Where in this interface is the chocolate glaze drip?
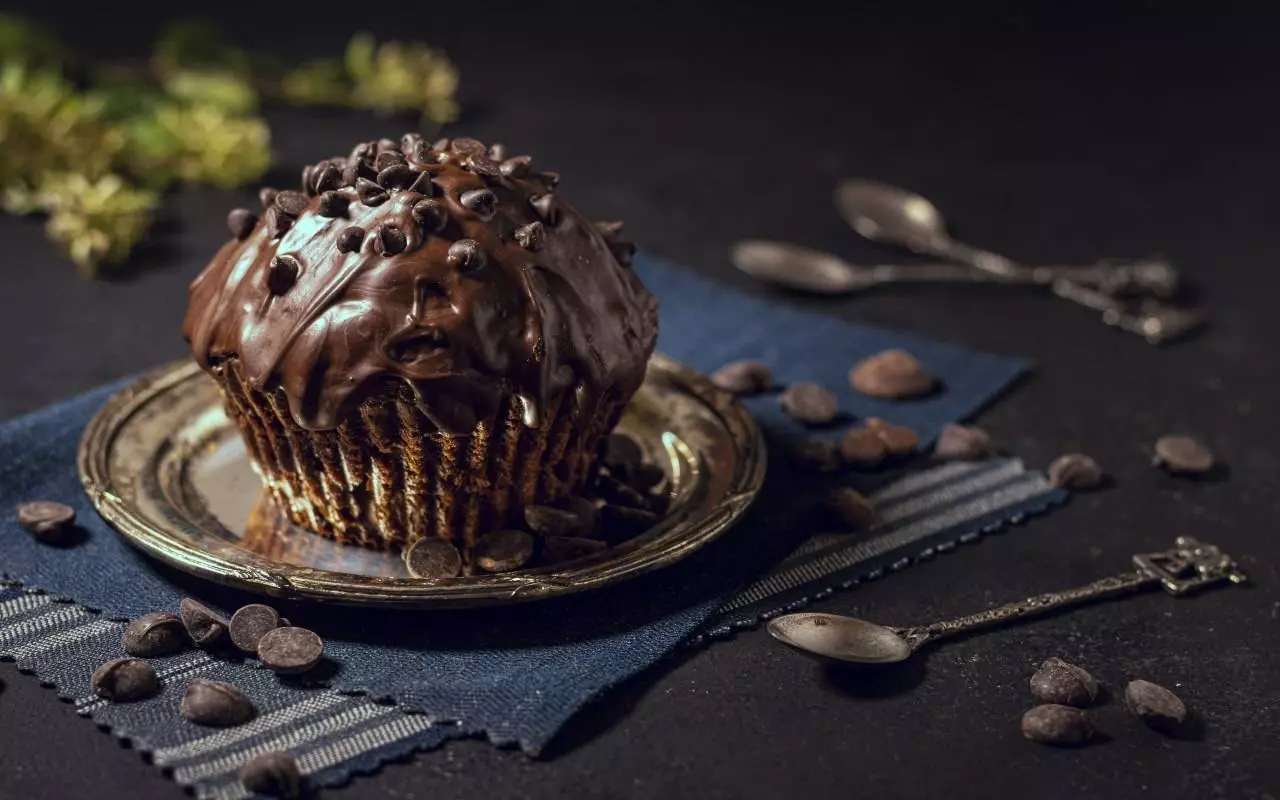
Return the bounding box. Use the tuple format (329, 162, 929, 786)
(184, 136, 657, 434)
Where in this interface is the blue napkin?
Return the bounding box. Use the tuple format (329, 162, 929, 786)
(0, 253, 1032, 777)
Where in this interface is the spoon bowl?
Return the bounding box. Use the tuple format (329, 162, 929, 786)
(730, 240, 870, 294)
(834, 180, 948, 250)
(767, 612, 913, 664)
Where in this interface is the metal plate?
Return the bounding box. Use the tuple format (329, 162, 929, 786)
(77, 355, 765, 607)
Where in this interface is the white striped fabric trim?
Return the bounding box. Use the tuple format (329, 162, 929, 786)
(873, 459, 1025, 526)
(6, 617, 115, 660)
(0, 603, 92, 648)
(154, 691, 355, 764)
(0, 592, 54, 621)
(868, 459, 987, 505)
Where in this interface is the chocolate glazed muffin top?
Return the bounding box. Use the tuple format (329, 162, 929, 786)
(183, 135, 658, 434)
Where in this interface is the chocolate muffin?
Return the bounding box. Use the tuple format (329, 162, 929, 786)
(184, 135, 658, 570)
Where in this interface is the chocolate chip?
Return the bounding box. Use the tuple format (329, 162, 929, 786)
(487, 142, 507, 161)
(265, 206, 294, 238)
(593, 220, 624, 239)
(408, 170, 436, 195)
(1030, 657, 1099, 707)
(15, 501, 76, 544)
(524, 504, 587, 537)
(374, 150, 407, 171)
(377, 164, 417, 190)
(300, 164, 315, 196)
(934, 423, 993, 461)
(267, 254, 301, 295)
(179, 597, 229, 649)
(375, 137, 398, 153)
(566, 495, 600, 537)
(229, 604, 280, 654)
(91, 658, 160, 702)
(840, 427, 888, 467)
(630, 463, 666, 491)
(336, 226, 365, 254)
(865, 417, 919, 455)
(459, 188, 497, 219)
(539, 170, 561, 187)
(432, 137, 451, 152)
(404, 537, 463, 579)
(401, 132, 424, 153)
(602, 434, 643, 478)
(123, 612, 188, 656)
(341, 161, 364, 187)
(1021, 704, 1094, 746)
(797, 438, 843, 472)
(1048, 453, 1104, 490)
(476, 529, 535, 573)
(450, 137, 485, 156)
(1124, 679, 1187, 732)
(312, 163, 341, 194)
(824, 487, 875, 531)
(356, 178, 389, 206)
(529, 193, 559, 225)
(543, 536, 608, 565)
(257, 627, 324, 674)
(1152, 435, 1215, 475)
(240, 752, 304, 799)
(274, 190, 309, 217)
(467, 157, 502, 177)
(447, 239, 485, 272)
(609, 240, 636, 267)
(849, 349, 936, 399)
(598, 504, 657, 544)
(514, 221, 545, 251)
(411, 198, 448, 232)
(596, 472, 652, 511)
(349, 141, 375, 163)
(316, 191, 349, 218)
(779, 382, 839, 426)
(226, 208, 259, 240)
(259, 187, 278, 209)
(181, 679, 256, 727)
(499, 155, 532, 178)
(374, 224, 407, 256)
(710, 360, 772, 395)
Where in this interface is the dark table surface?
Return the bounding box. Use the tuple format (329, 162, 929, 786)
(3, 4, 1279, 798)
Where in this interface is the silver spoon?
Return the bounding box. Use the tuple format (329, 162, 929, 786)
(768, 536, 1245, 665)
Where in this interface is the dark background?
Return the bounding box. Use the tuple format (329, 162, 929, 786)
(3, 3, 1279, 798)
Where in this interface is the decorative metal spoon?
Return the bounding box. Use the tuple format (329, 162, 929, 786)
(768, 536, 1245, 665)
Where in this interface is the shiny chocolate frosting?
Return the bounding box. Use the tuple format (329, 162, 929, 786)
(184, 135, 658, 433)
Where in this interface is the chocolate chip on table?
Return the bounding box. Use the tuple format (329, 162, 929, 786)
(404, 537, 464, 579)
(839, 427, 888, 467)
(179, 598, 229, 649)
(797, 438, 842, 472)
(824, 487, 876, 531)
(1124, 679, 1187, 732)
(229, 604, 281, 654)
(1152, 435, 1215, 476)
(475, 529, 535, 573)
(865, 417, 919, 455)
(525, 504, 588, 538)
(849, 349, 936, 400)
(934, 423, 993, 461)
(599, 504, 658, 544)
(257, 627, 324, 674)
(779, 382, 839, 426)
(91, 658, 160, 702)
(15, 500, 76, 544)
(710, 360, 773, 396)
(226, 208, 258, 240)
(1047, 453, 1104, 490)
(542, 536, 608, 565)
(1030, 657, 1099, 708)
(601, 433, 643, 479)
(181, 679, 256, 727)
(1021, 704, 1094, 746)
(123, 612, 188, 657)
(240, 752, 304, 799)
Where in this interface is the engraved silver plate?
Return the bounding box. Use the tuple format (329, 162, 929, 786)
(77, 355, 765, 607)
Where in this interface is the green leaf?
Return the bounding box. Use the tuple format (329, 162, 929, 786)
(87, 81, 168, 121)
(279, 58, 350, 106)
(344, 32, 376, 80)
(0, 14, 66, 68)
(152, 19, 248, 74)
(163, 69, 258, 114)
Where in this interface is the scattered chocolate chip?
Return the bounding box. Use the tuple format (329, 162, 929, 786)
(349, 141, 375, 163)
(259, 187, 279, 209)
(514, 221, 545, 251)
(123, 612, 188, 657)
(447, 239, 485, 272)
(91, 658, 160, 702)
(408, 170, 436, 195)
(450, 137, 485, 156)
(934, 423, 993, 461)
(337, 226, 365, 254)
(240, 752, 304, 799)
(849, 349, 936, 399)
(459, 188, 497, 219)
(181, 679, 256, 727)
(411, 198, 448, 232)
(487, 142, 507, 161)
(377, 164, 417, 190)
(539, 170, 562, 187)
(1030, 657, 1099, 707)
(530, 193, 560, 225)
(179, 597, 229, 649)
(525, 504, 588, 537)
(356, 177, 389, 206)
(432, 137, 451, 152)
(312, 164, 341, 194)
(608, 240, 636, 266)
(229, 604, 281, 654)
(1048, 453, 1104, 490)
(543, 536, 608, 565)
(865, 417, 919, 455)
(374, 150, 407, 171)
(226, 208, 258, 240)
(599, 504, 658, 544)
(467, 157, 502, 177)
(710, 360, 772, 395)
(374, 224, 407, 256)
(1152, 435, 1215, 475)
(798, 438, 843, 472)
(316, 191, 349, 218)
(604, 432, 643, 472)
(593, 220, 624, 239)
(404, 537, 463, 579)
(1021, 704, 1094, 746)
(267, 254, 301, 295)
(341, 161, 364, 187)
(15, 501, 76, 544)
(630, 463, 666, 491)
(300, 164, 315, 196)
(476, 529, 535, 573)
(274, 190, 309, 217)
(840, 427, 888, 467)
(566, 495, 600, 537)
(375, 137, 398, 153)
(265, 207, 294, 238)
(824, 487, 875, 531)
(596, 473, 652, 511)
(1124, 679, 1187, 732)
(779, 382, 839, 426)
(401, 132, 424, 153)
(499, 155, 532, 178)
(257, 627, 324, 674)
